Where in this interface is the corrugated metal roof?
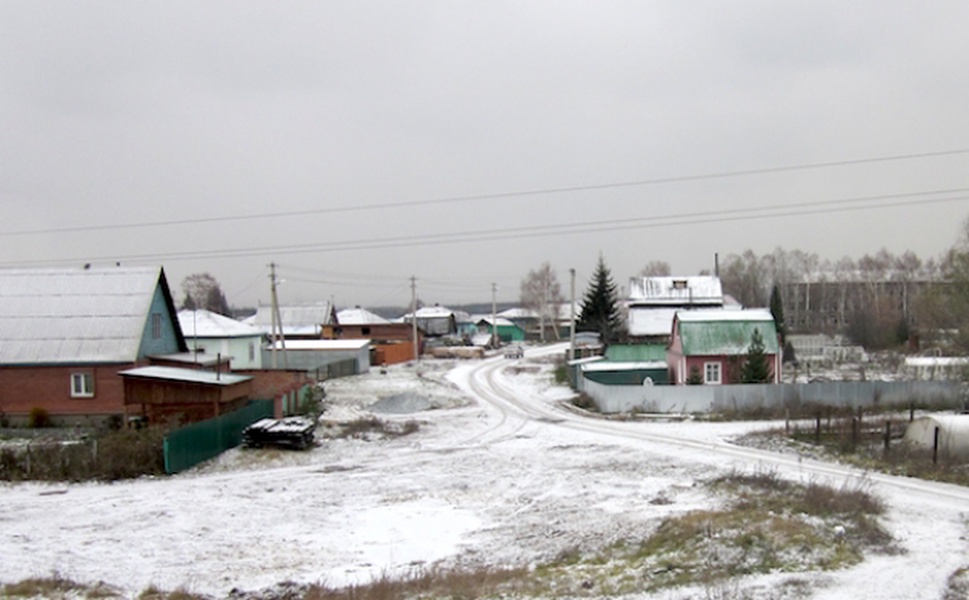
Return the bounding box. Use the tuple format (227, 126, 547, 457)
(628, 276, 723, 305)
(248, 302, 335, 335)
(178, 309, 262, 338)
(605, 344, 668, 362)
(0, 266, 164, 364)
(119, 365, 252, 386)
(677, 309, 779, 356)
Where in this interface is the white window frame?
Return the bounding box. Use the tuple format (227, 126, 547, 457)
(71, 372, 95, 398)
(704, 362, 722, 385)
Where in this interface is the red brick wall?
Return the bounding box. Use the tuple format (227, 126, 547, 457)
(0, 364, 132, 419)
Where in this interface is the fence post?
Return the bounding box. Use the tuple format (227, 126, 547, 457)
(883, 420, 891, 451)
(815, 412, 822, 444)
(933, 426, 940, 465)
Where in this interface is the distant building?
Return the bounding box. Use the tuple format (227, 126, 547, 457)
(178, 308, 265, 370)
(626, 276, 726, 343)
(244, 302, 337, 340)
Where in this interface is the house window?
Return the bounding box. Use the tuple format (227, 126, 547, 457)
(704, 362, 721, 385)
(362, 327, 371, 335)
(151, 313, 162, 339)
(248, 342, 255, 362)
(71, 373, 95, 398)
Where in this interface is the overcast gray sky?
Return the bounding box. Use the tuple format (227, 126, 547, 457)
(3, 1, 969, 310)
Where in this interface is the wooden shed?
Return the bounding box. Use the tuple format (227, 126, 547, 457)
(120, 365, 253, 425)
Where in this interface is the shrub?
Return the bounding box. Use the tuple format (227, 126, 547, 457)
(28, 407, 51, 428)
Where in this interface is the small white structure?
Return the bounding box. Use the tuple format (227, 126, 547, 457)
(904, 414, 969, 459)
(177, 309, 265, 369)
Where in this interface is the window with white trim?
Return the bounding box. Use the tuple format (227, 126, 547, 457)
(704, 362, 722, 385)
(71, 373, 95, 398)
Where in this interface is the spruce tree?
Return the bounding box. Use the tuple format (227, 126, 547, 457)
(769, 284, 786, 345)
(741, 328, 772, 384)
(577, 255, 624, 344)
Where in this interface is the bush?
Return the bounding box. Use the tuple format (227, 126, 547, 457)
(28, 407, 51, 428)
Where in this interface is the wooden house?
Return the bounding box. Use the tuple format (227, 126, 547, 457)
(667, 309, 781, 385)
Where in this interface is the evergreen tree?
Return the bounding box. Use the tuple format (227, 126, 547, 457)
(769, 284, 787, 344)
(741, 328, 772, 383)
(685, 365, 704, 385)
(577, 255, 624, 343)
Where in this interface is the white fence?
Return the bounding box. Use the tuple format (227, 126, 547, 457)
(582, 379, 964, 414)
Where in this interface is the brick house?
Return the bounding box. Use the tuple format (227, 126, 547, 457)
(0, 266, 187, 425)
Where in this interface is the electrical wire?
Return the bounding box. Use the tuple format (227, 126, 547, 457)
(2, 148, 967, 237)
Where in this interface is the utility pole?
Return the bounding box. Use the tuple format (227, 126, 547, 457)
(411, 276, 419, 363)
(491, 282, 498, 348)
(569, 267, 576, 361)
(269, 262, 288, 369)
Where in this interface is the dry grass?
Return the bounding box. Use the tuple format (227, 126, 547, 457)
(533, 469, 892, 596)
(326, 417, 422, 440)
(1, 574, 123, 599)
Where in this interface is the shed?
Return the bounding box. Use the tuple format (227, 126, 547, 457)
(904, 414, 969, 459)
(120, 365, 253, 424)
(265, 339, 371, 375)
(581, 360, 669, 386)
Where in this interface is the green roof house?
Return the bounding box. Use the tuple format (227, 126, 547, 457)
(667, 309, 780, 385)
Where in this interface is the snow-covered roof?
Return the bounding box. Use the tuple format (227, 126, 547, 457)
(473, 315, 517, 328)
(675, 309, 779, 356)
(904, 357, 969, 368)
(247, 302, 335, 335)
(628, 276, 723, 306)
(268, 339, 370, 351)
(0, 266, 172, 365)
(675, 308, 774, 323)
(119, 365, 252, 386)
(581, 360, 667, 372)
(399, 305, 456, 319)
(497, 307, 538, 319)
(178, 309, 262, 339)
(336, 307, 390, 325)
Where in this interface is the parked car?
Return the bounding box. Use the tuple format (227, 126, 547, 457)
(503, 345, 524, 359)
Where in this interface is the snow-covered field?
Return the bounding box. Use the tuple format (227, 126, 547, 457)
(2, 344, 969, 599)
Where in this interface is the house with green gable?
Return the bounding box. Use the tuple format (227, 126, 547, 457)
(667, 309, 780, 385)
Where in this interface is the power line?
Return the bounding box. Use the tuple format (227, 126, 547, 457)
(3, 187, 967, 268)
(2, 148, 968, 237)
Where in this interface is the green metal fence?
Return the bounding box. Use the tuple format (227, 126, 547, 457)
(163, 399, 274, 474)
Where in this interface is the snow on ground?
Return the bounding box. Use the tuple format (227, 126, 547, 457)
(1, 348, 968, 599)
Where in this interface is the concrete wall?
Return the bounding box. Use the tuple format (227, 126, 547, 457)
(583, 378, 964, 414)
